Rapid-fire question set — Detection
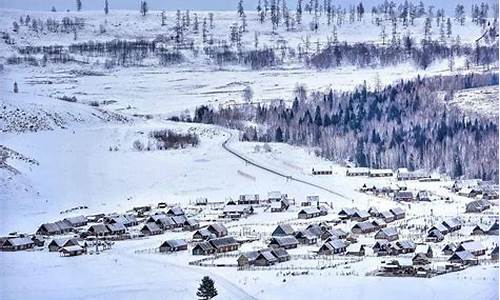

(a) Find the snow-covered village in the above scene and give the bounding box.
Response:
[0,0,498,299]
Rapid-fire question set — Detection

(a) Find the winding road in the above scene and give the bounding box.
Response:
[221,130,349,200]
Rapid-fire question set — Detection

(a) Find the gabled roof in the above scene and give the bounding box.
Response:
[326,228,347,238]
[296,230,317,240]
[306,224,323,237]
[299,207,321,215]
[328,239,346,249]
[4,237,33,247]
[38,223,61,234]
[55,220,73,231]
[209,236,238,248]
[108,216,129,225]
[429,223,448,233]
[380,211,394,218]
[427,229,444,239]
[194,228,215,238]
[338,208,358,216]
[240,251,260,261]
[442,243,457,252]
[194,241,214,251]
[442,218,461,229]
[257,250,278,262]
[466,199,491,210]
[171,215,188,225]
[377,227,398,237]
[142,222,161,233]
[390,207,405,215]
[274,224,295,236]
[371,219,386,226]
[270,235,299,246]
[271,247,289,259]
[63,216,87,226]
[49,238,78,248]
[373,240,390,249]
[184,218,199,226]
[449,250,476,261]
[457,240,485,253]
[353,210,370,219]
[161,239,187,248]
[412,253,431,264]
[352,221,376,231]
[167,206,185,216]
[107,222,126,232]
[88,224,109,234]
[207,223,228,234]
[60,245,84,253]
[396,240,416,250]
[158,217,176,226]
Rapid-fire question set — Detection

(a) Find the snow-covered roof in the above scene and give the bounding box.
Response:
[377,227,398,237]
[4,237,33,247]
[370,169,393,174]
[457,241,485,253]
[161,239,187,248]
[449,250,476,261]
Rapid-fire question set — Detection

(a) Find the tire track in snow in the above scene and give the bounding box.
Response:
[220,130,349,200]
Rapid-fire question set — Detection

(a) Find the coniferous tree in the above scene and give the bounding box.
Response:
[76,0,82,11]
[104,0,109,15]
[13,82,18,93]
[196,276,218,300]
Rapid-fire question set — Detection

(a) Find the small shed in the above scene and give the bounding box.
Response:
[1,237,35,251]
[207,223,228,238]
[375,227,399,241]
[192,241,216,255]
[160,239,188,252]
[141,223,162,236]
[389,207,405,220]
[268,236,299,249]
[351,221,376,234]
[60,245,85,257]
[272,224,295,237]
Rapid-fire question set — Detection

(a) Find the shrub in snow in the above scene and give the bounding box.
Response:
[133,140,144,151]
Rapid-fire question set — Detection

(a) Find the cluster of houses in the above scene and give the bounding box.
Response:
[0,204,201,258]
[344,207,405,234]
[220,192,293,218]
[191,223,241,255]
[444,239,498,268]
[269,222,358,257]
[140,207,199,236]
[465,199,492,213]
[471,221,499,236]
[425,218,462,242]
[452,180,499,200]
[237,248,291,267]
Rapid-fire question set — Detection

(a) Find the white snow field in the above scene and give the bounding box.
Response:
[0,7,498,300]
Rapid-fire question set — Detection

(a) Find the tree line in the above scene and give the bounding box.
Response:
[186,72,499,181]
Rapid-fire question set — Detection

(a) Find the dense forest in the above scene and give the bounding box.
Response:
[185,72,499,181]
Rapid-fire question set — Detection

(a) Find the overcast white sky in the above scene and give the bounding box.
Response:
[0,0,496,13]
